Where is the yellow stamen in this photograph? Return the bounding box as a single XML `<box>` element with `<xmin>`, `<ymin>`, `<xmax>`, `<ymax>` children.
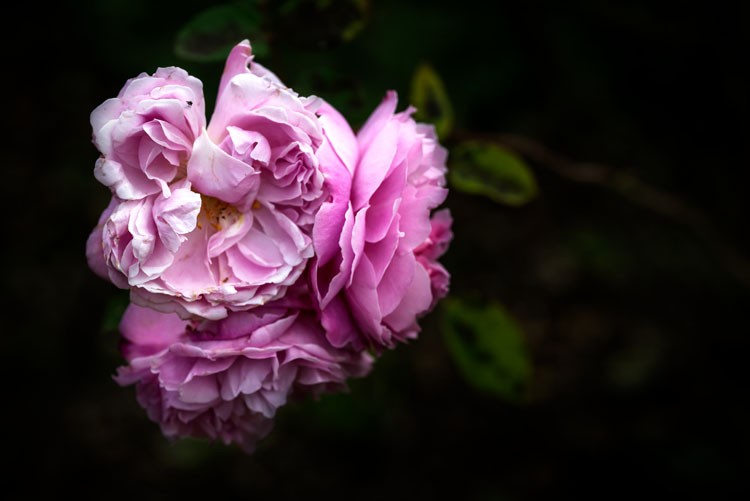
<box><xmin>199</xmin><ymin>195</ymin><xmax>241</xmax><ymax>231</ymax></box>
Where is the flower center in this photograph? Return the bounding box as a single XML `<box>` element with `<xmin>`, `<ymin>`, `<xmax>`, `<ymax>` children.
<box><xmin>175</xmin><ymin>160</ymin><xmax>188</xmax><ymax>180</ymax></box>
<box><xmin>198</xmin><ymin>195</ymin><xmax>242</xmax><ymax>231</ymax></box>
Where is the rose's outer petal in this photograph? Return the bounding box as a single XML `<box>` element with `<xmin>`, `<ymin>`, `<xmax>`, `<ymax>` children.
<box><xmin>382</xmin><ymin>258</ymin><xmax>432</xmax><ymax>335</ymax></box>
<box><xmin>94</xmin><ymin>157</ymin><xmax>160</xmax><ymax>201</ymax></box>
<box><xmin>87</xmin><ymin>198</ymin><xmax>117</xmax><ymax>280</ymax></box>
<box><xmin>313</xmin><ymin>101</ymin><xmax>357</xmax><ymax>268</ymax></box>
<box><xmin>417</xmin><ymin>209</ymin><xmax>453</xmax><ymax>260</ymax></box>
<box><xmin>320</xmin><ymin>294</ymin><xmax>360</xmax><ymax>349</ymax></box>
<box><xmin>317</xmin><ymin>101</ymin><xmax>358</xmax><ymax>176</ymax></box>
<box><xmin>158</xmin><ymin>223</ymin><xmax>215</xmax><ymax>297</ymax></box>
<box><xmin>130</xmin><ymin>288</ymin><xmax>227</xmax><ymax>321</ymax></box>
<box><xmin>120</xmin><ymin>303</ymin><xmax>186</xmax><ymax>348</ymax></box>
<box><xmin>356</xmin><ymin>90</ymin><xmax>399</xmax><ymax>154</ymax></box>
<box><xmin>416</xmin><ymin>209</ymin><xmax>453</xmax><ymax>309</ymax></box>
<box><xmin>351</xmin><ymin>102</ymin><xmax>400</xmax><ymax>210</ymax></box>
<box><xmin>216</xmin><ymin>40</ymin><xmax>253</xmax><ymax>105</ymax></box>
<box><xmin>215</xmin><ymin>39</ymin><xmax>284</xmax><ymax>100</ymax></box>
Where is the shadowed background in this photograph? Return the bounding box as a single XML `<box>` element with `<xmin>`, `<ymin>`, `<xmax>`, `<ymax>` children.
<box><xmin>5</xmin><ymin>0</ymin><xmax>748</xmax><ymax>498</ymax></box>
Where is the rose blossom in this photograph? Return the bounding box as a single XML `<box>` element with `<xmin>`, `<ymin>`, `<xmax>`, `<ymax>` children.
<box><xmin>91</xmin><ymin>67</ymin><xmax>205</xmax><ymax>200</ymax></box>
<box><xmin>88</xmin><ymin>41</ymin><xmax>326</xmax><ymax>319</ymax></box>
<box><xmin>115</xmin><ymin>302</ymin><xmax>372</xmax><ymax>452</ymax></box>
<box><xmin>189</xmin><ymin>41</ymin><xmax>325</xmax><ymax>221</ymax></box>
<box><xmin>86</xmin><ymin>179</ymin><xmax>201</xmax><ymax>289</ymax></box>
<box><xmin>312</xmin><ymin>92</ymin><xmax>452</xmax><ymax>350</ymax></box>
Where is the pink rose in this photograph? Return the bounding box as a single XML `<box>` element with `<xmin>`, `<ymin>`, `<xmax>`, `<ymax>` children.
<box><xmin>88</xmin><ymin>41</ymin><xmax>327</xmax><ymax>319</ymax></box>
<box><xmin>312</xmin><ymin>92</ymin><xmax>452</xmax><ymax>350</ymax></box>
<box><xmin>190</xmin><ymin>41</ymin><xmax>325</xmax><ymax>221</ymax></box>
<box><xmin>116</xmin><ymin>303</ymin><xmax>372</xmax><ymax>452</ymax></box>
<box><xmin>87</xmin><ymin>39</ymin><xmax>454</xmax><ymax>453</ymax></box>
<box><xmin>91</xmin><ymin>67</ymin><xmax>205</xmax><ymax>200</ymax></box>
<box><xmin>93</xmin><ymin>180</ymin><xmax>201</xmax><ymax>290</ymax></box>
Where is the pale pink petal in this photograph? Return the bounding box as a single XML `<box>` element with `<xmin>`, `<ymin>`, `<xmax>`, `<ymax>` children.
<box><xmin>317</xmin><ymin>101</ymin><xmax>358</xmax><ymax>174</ymax></box>
<box><xmin>356</xmin><ymin>90</ymin><xmax>398</xmax><ymax>152</ymax></box>
<box><xmin>120</xmin><ymin>303</ymin><xmax>186</xmax><ymax>347</ymax></box>
<box><xmin>188</xmin><ymin>132</ymin><xmax>260</xmax><ymax>208</ymax></box>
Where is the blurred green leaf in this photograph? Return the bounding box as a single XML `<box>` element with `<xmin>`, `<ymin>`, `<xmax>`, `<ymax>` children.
<box><xmin>175</xmin><ymin>3</ymin><xmax>268</xmax><ymax>62</ymax></box>
<box><xmin>278</xmin><ymin>0</ymin><xmax>304</xmax><ymax>16</ymax></box>
<box><xmin>100</xmin><ymin>292</ymin><xmax>129</xmax><ymax>333</ymax></box>
<box><xmin>442</xmin><ymin>298</ymin><xmax>532</xmax><ymax>401</ymax></box>
<box><xmin>341</xmin><ymin>18</ymin><xmax>366</xmax><ymax>42</ymax></box>
<box><xmin>276</xmin><ymin>0</ymin><xmax>369</xmax><ymax>47</ymax></box>
<box><xmin>411</xmin><ymin>63</ymin><xmax>454</xmax><ymax>139</ymax></box>
<box><xmin>450</xmin><ymin>141</ymin><xmax>537</xmax><ymax>206</ymax></box>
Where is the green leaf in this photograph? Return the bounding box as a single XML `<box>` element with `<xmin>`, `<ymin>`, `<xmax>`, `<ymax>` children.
<box><xmin>410</xmin><ymin>63</ymin><xmax>454</xmax><ymax>139</ymax></box>
<box><xmin>175</xmin><ymin>3</ymin><xmax>268</xmax><ymax>62</ymax></box>
<box><xmin>442</xmin><ymin>298</ymin><xmax>532</xmax><ymax>401</ymax></box>
<box><xmin>449</xmin><ymin>141</ymin><xmax>537</xmax><ymax>206</ymax></box>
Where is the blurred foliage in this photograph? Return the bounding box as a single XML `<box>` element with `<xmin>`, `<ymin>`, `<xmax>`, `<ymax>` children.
<box><xmin>565</xmin><ymin>229</ymin><xmax>633</xmax><ymax>285</ymax></box>
<box><xmin>276</xmin><ymin>0</ymin><xmax>369</xmax><ymax>46</ymax></box>
<box><xmin>450</xmin><ymin>141</ymin><xmax>538</xmax><ymax>206</ymax></box>
<box><xmin>443</xmin><ymin>298</ymin><xmax>532</xmax><ymax>402</ymax></box>
<box><xmin>175</xmin><ymin>2</ymin><xmax>269</xmax><ymax>61</ymax></box>
<box><xmin>606</xmin><ymin>326</ymin><xmax>663</xmax><ymax>390</ymax></box>
<box><xmin>410</xmin><ymin>63</ymin><xmax>454</xmax><ymax>139</ymax></box>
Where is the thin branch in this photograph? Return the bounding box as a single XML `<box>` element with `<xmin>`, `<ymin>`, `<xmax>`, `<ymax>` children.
<box><xmin>461</xmin><ymin>131</ymin><xmax>750</xmax><ymax>288</ymax></box>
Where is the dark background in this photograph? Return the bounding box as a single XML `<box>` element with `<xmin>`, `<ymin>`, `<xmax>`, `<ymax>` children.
<box><xmin>6</xmin><ymin>0</ymin><xmax>748</xmax><ymax>498</ymax></box>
